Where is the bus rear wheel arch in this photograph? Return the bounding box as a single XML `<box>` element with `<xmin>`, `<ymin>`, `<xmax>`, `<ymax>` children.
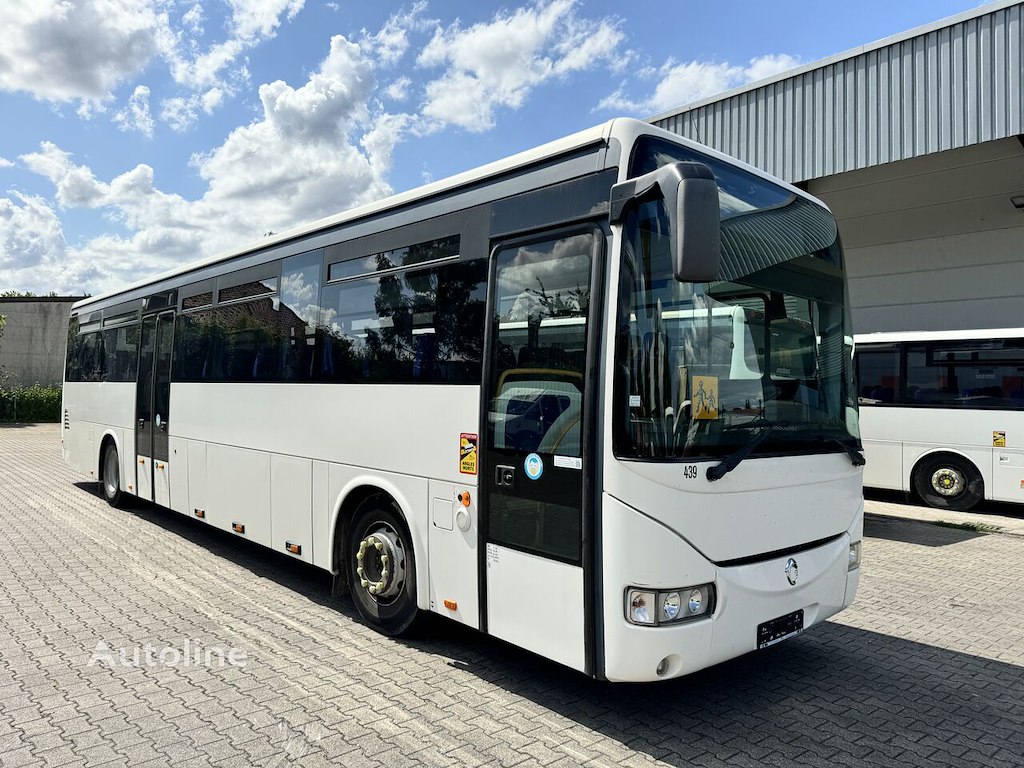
<box><xmin>912</xmin><ymin>452</ymin><xmax>983</xmax><ymax>512</ymax></box>
<box><xmin>98</xmin><ymin>438</ymin><xmax>124</xmax><ymax>507</ymax></box>
<box><xmin>344</xmin><ymin>493</ymin><xmax>419</xmax><ymax>636</ymax></box>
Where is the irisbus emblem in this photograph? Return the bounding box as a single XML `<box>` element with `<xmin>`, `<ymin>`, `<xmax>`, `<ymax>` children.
<box><xmin>785</xmin><ymin>558</ymin><xmax>799</xmax><ymax>586</ymax></box>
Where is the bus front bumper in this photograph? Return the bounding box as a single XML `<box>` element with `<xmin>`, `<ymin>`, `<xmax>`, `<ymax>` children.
<box><xmin>601</xmin><ymin>494</ymin><xmax>861</xmax><ymax>682</ymax></box>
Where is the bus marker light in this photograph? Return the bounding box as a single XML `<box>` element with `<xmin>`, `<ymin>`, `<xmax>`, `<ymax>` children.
<box><xmin>232</xmin><ymin>522</ymin><xmax>245</xmax><ymax>534</ymax></box>
<box><xmin>458</xmin><ymin>491</ymin><xmax>471</xmax><ymax>507</ymax></box>
<box><xmin>194</xmin><ymin>508</ymin><xmax>205</xmax><ymax>519</ymax></box>
<box><xmin>286</xmin><ymin>541</ymin><xmax>301</xmax><ymax>555</ymax></box>
<box><xmin>444</xmin><ymin>599</ymin><xmax>457</xmax><ymax>611</ymax></box>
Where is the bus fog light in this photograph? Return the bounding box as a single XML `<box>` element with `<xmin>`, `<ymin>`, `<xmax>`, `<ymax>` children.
<box><xmin>660</xmin><ymin>592</ymin><xmax>681</xmax><ymax>621</ymax></box>
<box><xmin>627</xmin><ymin>590</ymin><xmax>656</xmax><ymax>625</ymax></box>
<box><xmin>848</xmin><ymin>541</ymin><xmax>862</xmax><ymax>571</ymax></box>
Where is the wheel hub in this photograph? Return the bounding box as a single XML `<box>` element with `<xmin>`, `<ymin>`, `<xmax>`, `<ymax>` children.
<box><xmin>931</xmin><ymin>467</ymin><xmax>964</xmax><ymax>497</ymax></box>
<box><xmin>355</xmin><ymin>528</ymin><xmax>406</xmax><ymax>602</ymax></box>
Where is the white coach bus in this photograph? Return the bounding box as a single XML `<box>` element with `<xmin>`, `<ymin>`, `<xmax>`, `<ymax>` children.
<box><xmin>62</xmin><ymin>118</ymin><xmax>864</xmax><ymax>682</ymax></box>
<box><xmin>856</xmin><ymin>329</ymin><xmax>1024</xmax><ymax>511</ymax></box>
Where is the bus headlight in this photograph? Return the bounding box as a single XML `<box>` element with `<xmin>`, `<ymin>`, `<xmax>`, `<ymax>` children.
<box><xmin>848</xmin><ymin>541</ymin><xmax>862</xmax><ymax>571</ymax></box>
<box><xmin>626</xmin><ymin>584</ymin><xmax>715</xmax><ymax>626</ymax></box>
<box><xmin>627</xmin><ymin>590</ymin><xmax>656</xmax><ymax>625</ymax></box>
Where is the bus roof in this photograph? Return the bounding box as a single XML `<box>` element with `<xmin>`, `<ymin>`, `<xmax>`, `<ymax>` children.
<box><xmin>855</xmin><ymin>328</ymin><xmax>1024</xmax><ymax>344</ymax></box>
<box><xmin>73</xmin><ymin>117</ymin><xmax>828</xmax><ymax>313</ymax></box>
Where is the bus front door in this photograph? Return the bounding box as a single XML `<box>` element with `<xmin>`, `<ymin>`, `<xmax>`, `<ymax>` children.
<box><xmin>482</xmin><ymin>228</ymin><xmax>598</xmax><ymax>674</ymax></box>
<box><xmin>136</xmin><ymin>311</ymin><xmax>174</xmax><ymax>506</ymax></box>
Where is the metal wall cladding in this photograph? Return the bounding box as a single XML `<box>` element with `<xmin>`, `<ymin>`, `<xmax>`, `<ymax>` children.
<box><xmin>653</xmin><ymin>2</ymin><xmax>1024</xmax><ymax>183</ymax></box>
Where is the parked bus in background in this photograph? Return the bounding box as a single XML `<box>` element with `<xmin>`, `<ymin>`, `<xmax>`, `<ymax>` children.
<box><xmin>856</xmin><ymin>329</ymin><xmax>1024</xmax><ymax>511</ymax></box>
<box><xmin>62</xmin><ymin>118</ymin><xmax>864</xmax><ymax>682</ymax></box>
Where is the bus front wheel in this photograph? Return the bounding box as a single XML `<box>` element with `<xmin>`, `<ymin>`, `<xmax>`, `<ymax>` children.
<box><xmin>99</xmin><ymin>441</ymin><xmax>124</xmax><ymax>507</ymax></box>
<box><xmin>913</xmin><ymin>453</ymin><xmax>983</xmax><ymax>512</ymax></box>
<box><xmin>346</xmin><ymin>497</ymin><xmax>419</xmax><ymax>636</ymax></box>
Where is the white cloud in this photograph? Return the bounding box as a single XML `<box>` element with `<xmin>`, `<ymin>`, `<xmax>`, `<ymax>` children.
<box><xmin>8</xmin><ymin>32</ymin><xmax>403</xmax><ymax>294</ymax></box>
<box><xmin>0</xmin><ymin>0</ymin><xmax>162</xmax><ymax>107</ymax></box>
<box><xmin>416</xmin><ymin>0</ymin><xmax>624</xmax><ymax>132</ymax></box>
<box><xmin>601</xmin><ymin>53</ymin><xmax>803</xmax><ymax>116</ymax></box>
<box><xmin>114</xmin><ymin>85</ymin><xmax>155</xmax><ymax>137</ymax></box>
<box><xmin>0</xmin><ymin>0</ymin><xmax>304</xmax><ymax>130</ymax></box>
<box><xmin>0</xmin><ymin>192</ymin><xmax>78</xmax><ymax>293</ymax></box>
<box><xmin>0</xmin><ymin>157</ymin><xmax>13</xmax><ymax>169</ymax></box>
<box><xmin>744</xmin><ymin>53</ymin><xmax>802</xmax><ymax>83</ymax></box>
<box><xmin>383</xmin><ymin>77</ymin><xmax>412</xmax><ymax>102</ymax></box>
<box><xmin>163</xmin><ymin>0</ymin><xmax>305</xmax><ymax>91</ymax></box>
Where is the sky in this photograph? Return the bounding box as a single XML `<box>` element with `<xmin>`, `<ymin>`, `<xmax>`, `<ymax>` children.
<box><xmin>0</xmin><ymin>0</ymin><xmax>990</xmax><ymax>295</ymax></box>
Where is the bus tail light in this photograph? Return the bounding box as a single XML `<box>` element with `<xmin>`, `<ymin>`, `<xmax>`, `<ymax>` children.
<box><xmin>626</xmin><ymin>584</ymin><xmax>715</xmax><ymax>626</ymax></box>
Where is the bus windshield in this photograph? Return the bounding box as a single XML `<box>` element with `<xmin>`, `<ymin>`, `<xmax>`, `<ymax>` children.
<box><xmin>614</xmin><ymin>139</ymin><xmax>859</xmax><ymax>461</ymax></box>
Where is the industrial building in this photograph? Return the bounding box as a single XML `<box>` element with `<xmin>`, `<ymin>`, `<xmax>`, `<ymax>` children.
<box><xmin>650</xmin><ymin>0</ymin><xmax>1024</xmax><ymax>334</ymax></box>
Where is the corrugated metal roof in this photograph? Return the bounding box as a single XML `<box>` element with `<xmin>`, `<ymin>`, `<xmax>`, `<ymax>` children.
<box><xmin>651</xmin><ymin>1</ymin><xmax>1024</xmax><ymax>183</ymax></box>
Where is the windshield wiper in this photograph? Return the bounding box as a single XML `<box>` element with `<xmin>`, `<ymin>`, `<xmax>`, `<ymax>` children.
<box><xmin>827</xmin><ymin>436</ymin><xmax>866</xmax><ymax>466</ymax></box>
<box><xmin>706</xmin><ymin>425</ymin><xmax>780</xmax><ymax>482</ymax></box>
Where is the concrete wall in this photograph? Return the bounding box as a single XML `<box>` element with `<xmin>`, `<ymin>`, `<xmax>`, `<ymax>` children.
<box><xmin>807</xmin><ymin>136</ymin><xmax>1024</xmax><ymax>334</ymax></box>
<box><xmin>0</xmin><ymin>299</ymin><xmax>77</xmax><ymax>386</ymax></box>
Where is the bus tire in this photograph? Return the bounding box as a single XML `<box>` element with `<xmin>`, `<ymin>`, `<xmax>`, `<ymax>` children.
<box><xmin>346</xmin><ymin>496</ymin><xmax>419</xmax><ymax>636</ymax></box>
<box><xmin>913</xmin><ymin>453</ymin><xmax>983</xmax><ymax>512</ymax></box>
<box><xmin>99</xmin><ymin>441</ymin><xmax>124</xmax><ymax>507</ymax></box>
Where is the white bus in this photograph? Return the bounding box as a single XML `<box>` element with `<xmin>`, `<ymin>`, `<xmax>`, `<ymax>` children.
<box><xmin>856</xmin><ymin>329</ymin><xmax>1024</xmax><ymax>511</ymax></box>
<box><xmin>62</xmin><ymin>118</ymin><xmax>864</xmax><ymax>682</ymax></box>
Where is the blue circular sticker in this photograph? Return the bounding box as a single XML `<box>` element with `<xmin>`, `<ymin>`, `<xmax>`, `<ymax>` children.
<box><xmin>524</xmin><ymin>453</ymin><xmax>544</xmax><ymax>481</ymax></box>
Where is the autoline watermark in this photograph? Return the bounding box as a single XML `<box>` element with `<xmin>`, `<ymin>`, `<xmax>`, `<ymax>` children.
<box><xmin>88</xmin><ymin>639</ymin><xmax>247</xmax><ymax>669</ymax></box>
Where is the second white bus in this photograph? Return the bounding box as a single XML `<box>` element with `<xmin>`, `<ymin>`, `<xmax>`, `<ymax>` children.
<box><xmin>856</xmin><ymin>329</ymin><xmax>1024</xmax><ymax>511</ymax></box>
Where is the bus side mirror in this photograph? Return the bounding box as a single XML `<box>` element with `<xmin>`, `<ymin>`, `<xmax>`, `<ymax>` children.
<box><xmin>610</xmin><ymin>161</ymin><xmax>721</xmax><ymax>283</ymax></box>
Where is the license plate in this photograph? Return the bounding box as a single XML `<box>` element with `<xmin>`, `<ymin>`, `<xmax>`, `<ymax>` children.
<box><xmin>757</xmin><ymin>609</ymin><xmax>804</xmax><ymax>649</ymax></box>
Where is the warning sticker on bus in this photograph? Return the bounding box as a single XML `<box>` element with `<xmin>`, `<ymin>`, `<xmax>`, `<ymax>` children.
<box><xmin>994</xmin><ymin>431</ymin><xmax>1006</xmax><ymax>447</ymax></box>
<box><xmin>460</xmin><ymin>433</ymin><xmax>478</xmax><ymax>475</ymax></box>
<box><xmin>693</xmin><ymin>375</ymin><xmax>719</xmax><ymax>420</ymax></box>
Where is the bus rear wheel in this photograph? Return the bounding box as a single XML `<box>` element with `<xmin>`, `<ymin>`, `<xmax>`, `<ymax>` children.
<box><xmin>346</xmin><ymin>497</ymin><xmax>418</xmax><ymax>636</ymax></box>
<box><xmin>99</xmin><ymin>442</ymin><xmax>124</xmax><ymax>507</ymax></box>
<box><xmin>913</xmin><ymin>453</ymin><xmax>983</xmax><ymax>512</ymax></box>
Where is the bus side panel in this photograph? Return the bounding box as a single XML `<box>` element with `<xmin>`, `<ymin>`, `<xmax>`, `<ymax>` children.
<box><xmin>992</xmin><ymin>448</ymin><xmax>1024</xmax><ymax>503</ymax></box>
<box><xmin>207</xmin><ymin>444</ymin><xmax>272</xmax><ymax>547</ymax></box>
<box><xmin>271</xmin><ymin>454</ymin><xmax>313</xmax><ymax>564</ymax></box>
<box><xmin>858</xmin><ymin>406</ymin><xmax>904</xmax><ymax>490</ymax></box>
<box><xmin>187</xmin><ymin>440</ymin><xmax>207</xmax><ymax>517</ymax></box>
<box><xmin>169</xmin><ymin>436</ymin><xmax>189</xmax><ymax>513</ymax></box>
<box><xmin>62</xmin><ymin>382</ymin><xmax>136</xmax><ymax>486</ymax></box>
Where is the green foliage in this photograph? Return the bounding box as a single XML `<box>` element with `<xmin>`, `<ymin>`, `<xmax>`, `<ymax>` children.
<box><xmin>0</xmin><ymin>384</ymin><xmax>63</xmax><ymax>423</ymax></box>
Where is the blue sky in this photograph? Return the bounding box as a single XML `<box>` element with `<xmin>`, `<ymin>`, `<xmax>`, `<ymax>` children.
<box><xmin>0</xmin><ymin>0</ymin><xmax>988</xmax><ymax>294</ymax></box>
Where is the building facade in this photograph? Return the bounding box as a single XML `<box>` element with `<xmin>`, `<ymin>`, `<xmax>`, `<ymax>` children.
<box><xmin>650</xmin><ymin>0</ymin><xmax>1024</xmax><ymax>333</ymax></box>
<box><xmin>0</xmin><ymin>298</ymin><xmax>77</xmax><ymax>386</ymax></box>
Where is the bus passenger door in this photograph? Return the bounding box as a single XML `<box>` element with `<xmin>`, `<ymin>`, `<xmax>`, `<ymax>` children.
<box><xmin>136</xmin><ymin>311</ymin><xmax>174</xmax><ymax>505</ymax></box>
<box><xmin>482</xmin><ymin>227</ymin><xmax>599</xmax><ymax>674</ymax></box>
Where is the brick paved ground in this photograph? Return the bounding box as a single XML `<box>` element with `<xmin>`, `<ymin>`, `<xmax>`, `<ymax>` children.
<box><xmin>1</xmin><ymin>423</ymin><xmax>1022</xmax><ymax>767</ymax></box>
